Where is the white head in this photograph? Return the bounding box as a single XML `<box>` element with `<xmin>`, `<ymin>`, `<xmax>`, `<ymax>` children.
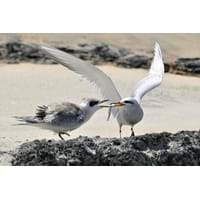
<box><xmin>79</xmin><ymin>98</ymin><xmax>109</xmax><ymax>118</ymax></box>
<box><xmin>110</xmin><ymin>97</ymin><xmax>138</xmax><ymax>107</ymax></box>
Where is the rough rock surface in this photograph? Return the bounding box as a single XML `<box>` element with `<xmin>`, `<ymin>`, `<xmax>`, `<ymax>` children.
<box><xmin>174</xmin><ymin>58</ymin><xmax>200</xmax><ymax>74</ymax></box>
<box><xmin>0</xmin><ymin>41</ymin><xmax>150</xmax><ymax>67</ymax></box>
<box><xmin>12</xmin><ymin>131</ymin><xmax>200</xmax><ymax>166</ymax></box>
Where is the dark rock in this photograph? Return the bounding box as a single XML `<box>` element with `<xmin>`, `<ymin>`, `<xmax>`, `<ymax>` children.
<box><xmin>12</xmin><ymin>130</ymin><xmax>200</xmax><ymax>166</ymax></box>
<box><xmin>163</xmin><ymin>62</ymin><xmax>171</xmax><ymax>72</ymax></box>
<box><xmin>0</xmin><ymin>42</ymin><xmax>50</xmax><ymax>64</ymax></box>
<box><xmin>116</xmin><ymin>54</ymin><xmax>151</xmax><ymax>69</ymax></box>
<box><xmin>175</xmin><ymin>58</ymin><xmax>200</xmax><ymax>74</ymax></box>
<box><xmin>57</xmin><ymin>43</ymin><xmax>129</xmax><ymax>64</ymax></box>
<box><xmin>1</xmin><ymin>41</ymin><xmax>200</xmax><ymax>76</ymax></box>
<box><xmin>0</xmin><ymin>41</ymin><xmax>151</xmax><ymax>69</ymax></box>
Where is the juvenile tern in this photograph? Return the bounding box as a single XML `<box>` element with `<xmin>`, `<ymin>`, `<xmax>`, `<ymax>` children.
<box><xmin>15</xmin><ymin>98</ymin><xmax>110</xmax><ymax>140</ymax></box>
<box><xmin>39</xmin><ymin>42</ymin><xmax>164</xmax><ymax>138</ymax></box>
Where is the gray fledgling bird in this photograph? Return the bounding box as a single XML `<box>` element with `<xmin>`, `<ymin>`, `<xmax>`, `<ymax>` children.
<box><xmin>15</xmin><ymin>98</ymin><xmax>109</xmax><ymax>140</ymax></box>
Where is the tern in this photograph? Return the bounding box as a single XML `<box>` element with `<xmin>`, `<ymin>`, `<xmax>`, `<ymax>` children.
<box><xmin>14</xmin><ymin>99</ymin><xmax>110</xmax><ymax>140</ymax></box>
<box><xmin>39</xmin><ymin>42</ymin><xmax>164</xmax><ymax>138</ymax></box>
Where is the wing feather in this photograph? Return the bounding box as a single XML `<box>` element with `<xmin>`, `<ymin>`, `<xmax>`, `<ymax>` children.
<box><xmin>131</xmin><ymin>42</ymin><xmax>164</xmax><ymax>102</ymax></box>
<box><xmin>39</xmin><ymin>45</ymin><xmax>121</xmax><ymax>117</ymax></box>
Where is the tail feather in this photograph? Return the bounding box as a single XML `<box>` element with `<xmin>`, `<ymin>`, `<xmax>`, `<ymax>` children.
<box><xmin>13</xmin><ymin>116</ymin><xmax>40</xmax><ymax>125</ymax></box>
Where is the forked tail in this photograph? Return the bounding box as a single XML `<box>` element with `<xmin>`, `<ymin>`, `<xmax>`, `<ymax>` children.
<box><xmin>13</xmin><ymin>116</ymin><xmax>40</xmax><ymax>125</ymax></box>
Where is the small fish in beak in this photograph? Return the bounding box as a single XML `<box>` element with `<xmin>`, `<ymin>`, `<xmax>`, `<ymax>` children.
<box><xmin>110</xmin><ymin>102</ymin><xmax>126</xmax><ymax>107</ymax></box>
<box><xmin>106</xmin><ymin>101</ymin><xmax>126</xmax><ymax>121</ymax></box>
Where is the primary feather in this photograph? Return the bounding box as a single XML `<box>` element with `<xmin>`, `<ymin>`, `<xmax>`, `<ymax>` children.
<box><xmin>39</xmin><ymin>45</ymin><xmax>121</xmax><ymax>117</ymax></box>
<box><xmin>131</xmin><ymin>42</ymin><xmax>164</xmax><ymax>103</ymax></box>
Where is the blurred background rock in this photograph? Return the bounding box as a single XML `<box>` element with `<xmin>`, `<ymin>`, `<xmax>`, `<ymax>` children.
<box><xmin>1</xmin><ymin>33</ymin><xmax>200</xmax><ymax>59</ymax></box>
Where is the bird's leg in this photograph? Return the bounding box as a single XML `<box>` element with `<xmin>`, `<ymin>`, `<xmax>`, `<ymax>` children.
<box><xmin>119</xmin><ymin>125</ymin><xmax>122</xmax><ymax>139</ymax></box>
<box><xmin>58</xmin><ymin>132</ymin><xmax>70</xmax><ymax>140</ymax></box>
<box><xmin>58</xmin><ymin>132</ymin><xmax>64</xmax><ymax>140</ymax></box>
<box><xmin>131</xmin><ymin>126</ymin><xmax>135</xmax><ymax>136</ymax></box>
<box><xmin>63</xmin><ymin>132</ymin><xmax>70</xmax><ymax>136</ymax></box>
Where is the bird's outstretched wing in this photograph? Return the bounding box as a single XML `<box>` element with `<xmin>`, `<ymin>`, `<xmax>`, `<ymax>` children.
<box><xmin>39</xmin><ymin>45</ymin><xmax>121</xmax><ymax>117</ymax></box>
<box><xmin>131</xmin><ymin>42</ymin><xmax>164</xmax><ymax>103</ymax></box>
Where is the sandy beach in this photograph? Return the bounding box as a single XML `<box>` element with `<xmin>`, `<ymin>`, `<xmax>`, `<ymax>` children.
<box><xmin>1</xmin><ymin>63</ymin><xmax>200</xmax><ymax>164</ymax></box>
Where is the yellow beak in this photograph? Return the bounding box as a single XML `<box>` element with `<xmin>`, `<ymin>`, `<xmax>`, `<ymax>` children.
<box><xmin>99</xmin><ymin>100</ymin><xmax>126</xmax><ymax>108</ymax></box>
<box><xmin>110</xmin><ymin>102</ymin><xmax>126</xmax><ymax>107</ymax></box>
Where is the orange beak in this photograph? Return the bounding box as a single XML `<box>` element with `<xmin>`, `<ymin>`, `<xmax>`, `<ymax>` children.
<box><xmin>110</xmin><ymin>102</ymin><xmax>126</xmax><ymax>107</ymax></box>
<box><xmin>99</xmin><ymin>100</ymin><xmax>126</xmax><ymax>108</ymax></box>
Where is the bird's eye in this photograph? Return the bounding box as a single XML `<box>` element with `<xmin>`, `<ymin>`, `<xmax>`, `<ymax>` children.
<box><xmin>89</xmin><ymin>100</ymin><xmax>99</xmax><ymax>107</ymax></box>
<box><xmin>124</xmin><ymin>100</ymin><xmax>134</xmax><ymax>104</ymax></box>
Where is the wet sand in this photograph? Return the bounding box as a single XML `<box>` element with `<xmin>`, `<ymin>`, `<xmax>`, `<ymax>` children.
<box><xmin>1</xmin><ymin>63</ymin><xmax>200</xmax><ymax>164</ymax></box>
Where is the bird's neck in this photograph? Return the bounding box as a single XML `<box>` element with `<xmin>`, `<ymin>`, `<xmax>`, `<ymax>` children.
<box><xmin>79</xmin><ymin>104</ymin><xmax>97</xmax><ymax>123</ymax></box>
<box><xmin>132</xmin><ymin>96</ymin><xmax>141</xmax><ymax>104</ymax></box>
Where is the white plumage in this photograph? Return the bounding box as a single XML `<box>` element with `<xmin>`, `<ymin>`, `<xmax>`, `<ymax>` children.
<box><xmin>131</xmin><ymin>42</ymin><xmax>164</xmax><ymax>102</ymax></box>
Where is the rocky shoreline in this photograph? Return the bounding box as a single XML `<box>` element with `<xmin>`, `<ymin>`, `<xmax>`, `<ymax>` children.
<box><xmin>1</xmin><ymin>41</ymin><xmax>200</xmax><ymax>76</ymax></box>
<box><xmin>11</xmin><ymin>130</ymin><xmax>200</xmax><ymax>166</ymax></box>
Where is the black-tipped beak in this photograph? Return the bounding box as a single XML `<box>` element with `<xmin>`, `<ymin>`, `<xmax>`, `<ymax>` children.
<box><xmin>99</xmin><ymin>99</ymin><xmax>110</xmax><ymax>108</ymax></box>
<box><xmin>99</xmin><ymin>99</ymin><xmax>109</xmax><ymax>104</ymax></box>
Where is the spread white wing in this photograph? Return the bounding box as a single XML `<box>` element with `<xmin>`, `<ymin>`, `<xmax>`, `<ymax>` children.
<box><xmin>39</xmin><ymin>45</ymin><xmax>121</xmax><ymax>117</ymax></box>
<box><xmin>131</xmin><ymin>42</ymin><xmax>164</xmax><ymax>103</ymax></box>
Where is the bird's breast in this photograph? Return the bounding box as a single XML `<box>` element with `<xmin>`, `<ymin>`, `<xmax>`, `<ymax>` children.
<box><xmin>117</xmin><ymin>104</ymin><xmax>143</xmax><ymax>126</ymax></box>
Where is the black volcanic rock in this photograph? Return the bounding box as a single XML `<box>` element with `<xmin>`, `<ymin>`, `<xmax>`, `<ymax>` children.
<box><xmin>1</xmin><ymin>41</ymin><xmax>200</xmax><ymax>75</ymax></box>
<box><xmin>56</xmin><ymin>43</ymin><xmax>128</xmax><ymax>63</ymax></box>
<box><xmin>175</xmin><ymin>58</ymin><xmax>200</xmax><ymax>74</ymax></box>
<box><xmin>0</xmin><ymin>41</ymin><xmax>56</xmax><ymax>64</ymax></box>
<box><xmin>12</xmin><ymin>131</ymin><xmax>200</xmax><ymax>166</ymax></box>
<box><xmin>116</xmin><ymin>54</ymin><xmax>151</xmax><ymax>69</ymax></box>
<box><xmin>0</xmin><ymin>41</ymin><xmax>151</xmax><ymax>68</ymax></box>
